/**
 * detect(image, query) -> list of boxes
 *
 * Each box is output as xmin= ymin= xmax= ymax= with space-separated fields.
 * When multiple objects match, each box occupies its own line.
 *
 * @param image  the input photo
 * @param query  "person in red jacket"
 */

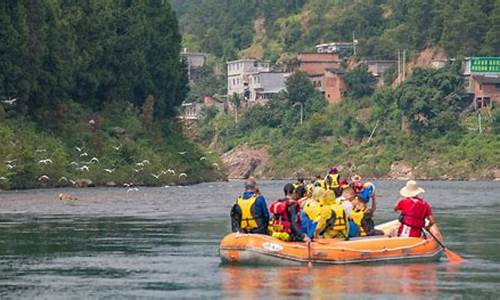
xmin=394 ymin=180 xmax=436 ymax=238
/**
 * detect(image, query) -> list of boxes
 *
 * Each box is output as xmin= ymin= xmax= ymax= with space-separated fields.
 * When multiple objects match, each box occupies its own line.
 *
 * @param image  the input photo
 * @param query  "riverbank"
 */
xmin=0 ymin=102 xmax=225 ymax=191
xmin=220 ymin=142 xmax=500 ymax=181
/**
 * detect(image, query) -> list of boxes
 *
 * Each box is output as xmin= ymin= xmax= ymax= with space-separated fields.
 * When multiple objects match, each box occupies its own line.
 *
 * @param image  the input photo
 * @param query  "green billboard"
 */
xmin=470 ymin=57 xmax=500 ymax=73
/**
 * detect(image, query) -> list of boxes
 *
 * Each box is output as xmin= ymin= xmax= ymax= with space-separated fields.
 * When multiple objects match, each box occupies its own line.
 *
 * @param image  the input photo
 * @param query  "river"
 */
xmin=0 ymin=180 xmax=499 ymax=299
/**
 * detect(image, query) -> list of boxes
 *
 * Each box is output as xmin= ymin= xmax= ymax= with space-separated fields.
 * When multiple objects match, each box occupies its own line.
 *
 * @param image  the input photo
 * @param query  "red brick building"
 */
xmin=290 ymin=53 xmax=346 ymax=104
xmin=464 ymin=57 xmax=500 ymax=108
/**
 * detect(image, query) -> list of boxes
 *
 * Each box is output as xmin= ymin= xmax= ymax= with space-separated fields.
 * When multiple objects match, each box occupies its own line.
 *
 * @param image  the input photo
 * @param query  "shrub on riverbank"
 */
xmin=0 ymin=102 xmax=224 ymax=190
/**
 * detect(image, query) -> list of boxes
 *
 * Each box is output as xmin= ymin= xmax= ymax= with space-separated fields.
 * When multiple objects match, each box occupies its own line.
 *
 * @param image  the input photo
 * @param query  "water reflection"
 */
xmin=222 ymin=263 xmax=438 ymax=299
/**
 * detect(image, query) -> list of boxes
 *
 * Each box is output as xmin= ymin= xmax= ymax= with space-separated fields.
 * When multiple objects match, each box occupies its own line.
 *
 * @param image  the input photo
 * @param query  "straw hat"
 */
xmin=400 ymin=180 xmax=425 ymax=197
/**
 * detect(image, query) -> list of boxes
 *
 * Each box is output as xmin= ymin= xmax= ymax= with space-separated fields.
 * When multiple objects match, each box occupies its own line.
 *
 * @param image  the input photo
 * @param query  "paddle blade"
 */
xmin=444 ymin=248 xmax=464 ymax=263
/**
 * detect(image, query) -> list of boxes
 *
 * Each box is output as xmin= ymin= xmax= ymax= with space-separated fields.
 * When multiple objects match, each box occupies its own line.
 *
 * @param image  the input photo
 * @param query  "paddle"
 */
xmin=424 ymin=228 xmax=463 ymax=263
xmin=307 ymin=241 xmax=312 ymax=267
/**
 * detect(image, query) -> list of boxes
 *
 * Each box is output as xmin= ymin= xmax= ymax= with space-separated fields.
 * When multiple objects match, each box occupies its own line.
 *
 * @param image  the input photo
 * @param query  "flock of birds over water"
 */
xmin=1 ymin=97 xmax=220 ymax=194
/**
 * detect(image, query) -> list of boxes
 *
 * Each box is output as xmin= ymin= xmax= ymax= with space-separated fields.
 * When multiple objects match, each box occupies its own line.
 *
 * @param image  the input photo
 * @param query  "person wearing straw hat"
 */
xmin=394 ymin=180 xmax=436 ymax=238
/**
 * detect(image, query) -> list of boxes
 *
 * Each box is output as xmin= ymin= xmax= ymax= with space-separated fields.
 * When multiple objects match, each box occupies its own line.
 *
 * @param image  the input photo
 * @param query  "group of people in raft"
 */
xmin=230 ymin=167 xmax=435 ymax=243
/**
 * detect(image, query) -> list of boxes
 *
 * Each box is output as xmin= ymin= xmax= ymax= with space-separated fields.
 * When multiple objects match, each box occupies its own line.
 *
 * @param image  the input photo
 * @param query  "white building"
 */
xmin=227 ymin=59 xmax=286 ymax=103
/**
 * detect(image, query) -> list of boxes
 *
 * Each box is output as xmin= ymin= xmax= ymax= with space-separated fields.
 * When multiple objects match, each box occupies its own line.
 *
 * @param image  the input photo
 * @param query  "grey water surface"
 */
xmin=0 ymin=180 xmax=499 ymax=299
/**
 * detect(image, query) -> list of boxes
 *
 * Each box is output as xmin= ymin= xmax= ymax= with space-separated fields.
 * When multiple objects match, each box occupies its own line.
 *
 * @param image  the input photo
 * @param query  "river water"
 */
xmin=0 ymin=180 xmax=499 ymax=299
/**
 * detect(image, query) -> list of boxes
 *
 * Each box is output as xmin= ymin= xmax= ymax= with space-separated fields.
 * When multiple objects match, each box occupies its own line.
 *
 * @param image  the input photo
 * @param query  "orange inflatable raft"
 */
xmin=220 ymin=220 xmax=444 ymax=265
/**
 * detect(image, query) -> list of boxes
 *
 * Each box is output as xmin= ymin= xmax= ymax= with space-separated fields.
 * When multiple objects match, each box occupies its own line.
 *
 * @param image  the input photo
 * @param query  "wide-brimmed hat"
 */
xmin=400 ymin=180 xmax=425 ymax=197
xmin=351 ymin=174 xmax=362 ymax=182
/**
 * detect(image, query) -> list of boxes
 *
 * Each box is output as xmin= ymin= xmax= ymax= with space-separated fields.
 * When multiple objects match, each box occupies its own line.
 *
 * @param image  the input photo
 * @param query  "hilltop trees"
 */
xmin=0 ymin=0 xmax=187 ymax=122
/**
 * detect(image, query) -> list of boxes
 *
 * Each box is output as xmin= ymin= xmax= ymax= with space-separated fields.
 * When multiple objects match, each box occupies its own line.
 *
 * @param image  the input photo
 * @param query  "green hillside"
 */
xmin=0 ymin=1 xmax=223 ymax=190
xmin=174 ymin=0 xmax=500 ymax=62
xmin=173 ymin=0 xmax=500 ymax=180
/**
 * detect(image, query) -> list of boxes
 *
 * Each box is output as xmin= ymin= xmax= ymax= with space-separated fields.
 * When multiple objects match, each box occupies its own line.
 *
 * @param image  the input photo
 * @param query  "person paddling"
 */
xmin=230 ymin=177 xmax=269 ymax=234
xmin=394 ymin=180 xmax=435 ymax=238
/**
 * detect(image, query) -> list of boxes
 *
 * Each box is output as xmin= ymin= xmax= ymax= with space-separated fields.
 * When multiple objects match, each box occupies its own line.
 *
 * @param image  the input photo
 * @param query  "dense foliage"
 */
xmin=174 ymin=0 xmax=500 ymax=61
xmin=0 ymin=0 xmax=187 ymax=119
xmin=194 ymin=63 xmax=499 ymax=179
xmin=0 ymin=1 xmax=224 ymax=189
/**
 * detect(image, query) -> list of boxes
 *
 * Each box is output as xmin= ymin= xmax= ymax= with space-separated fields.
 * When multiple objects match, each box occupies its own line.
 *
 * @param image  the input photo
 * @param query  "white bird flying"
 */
xmin=35 ymin=149 xmax=47 ymax=153
xmin=80 ymin=152 xmax=88 ymax=157
xmin=179 ymin=173 xmax=187 ymax=178
xmin=38 ymin=175 xmax=50 ymax=181
xmin=151 ymin=173 xmax=160 ymax=179
xmin=58 ymin=176 xmax=68 ymax=182
xmin=142 ymin=160 xmax=150 ymax=165
xmin=200 ymin=156 xmax=207 ymax=161
xmin=79 ymin=165 xmax=89 ymax=171
xmin=69 ymin=179 xmax=76 ymax=185
xmin=123 ymin=183 xmax=131 ymax=187
xmin=70 ymin=161 xmax=79 ymax=166
xmin=38 ymin=159 xmax=53 ymax=165
xmin=212 ymin=162 xmax=220 ymax=170
xmin=75 ymin=146 xmax=83 ymax=152
xmin=178 ymin=151 xmax=187 ymax=155
xmin=104 ymin=168 xmax=115 ymax=173
xmin=6 ymin=163 xmax=15 ymax=169
xmin=127 ymin=187 xmax=139 ymax=193
xmin=134 ymin=168 xmax=143 ymax=173
xmin=167 ymin=168 xmax=175 ymax=175
xmin=135 ymin=162 xmax=144 ymax=167
xmin=4 ymin=159 xmax=16 ymax=164
xmin=0 ymin=176 xmax=7 ymax=181
xmin=1 ymin=97 xmax=17 ymax=105
xmin=89 ymin=157 xmax=99 ymax=163
xmin=112 ymin=145 xmax=121 ymax=151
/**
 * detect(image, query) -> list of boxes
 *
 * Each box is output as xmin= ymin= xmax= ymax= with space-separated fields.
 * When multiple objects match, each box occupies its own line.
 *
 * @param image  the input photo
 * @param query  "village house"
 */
xmin=361 ymin=59 xmax=396 ymax=86
xmin=289 ymin=52 xmax=346 ymax=104
xmin=181 ymin=49 xmax=207 ymax=83
xmin=227 ymin=59 xmax=287 ymax=104
xmin=463 ymin=57 xmax=500 ymax=109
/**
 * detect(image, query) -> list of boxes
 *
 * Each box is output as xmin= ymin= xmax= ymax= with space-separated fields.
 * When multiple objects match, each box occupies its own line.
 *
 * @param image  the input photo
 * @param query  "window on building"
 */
xmin=484 ymin=97 xmax=491 ymax=107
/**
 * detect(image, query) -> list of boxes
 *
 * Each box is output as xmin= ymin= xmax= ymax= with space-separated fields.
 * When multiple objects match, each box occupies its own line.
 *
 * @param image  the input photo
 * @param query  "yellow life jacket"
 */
xmin=303 ymin=200 xmax=321 ymax=222
xmin=351 ymin=207 xmax=369 ymax=237
xmin=324 ymin=174 xmax=340 ymax=190
xmin=322 ymin=203 xmax=348 ymax=238
xmin=237 ymin=195 xmax=258 ymax=230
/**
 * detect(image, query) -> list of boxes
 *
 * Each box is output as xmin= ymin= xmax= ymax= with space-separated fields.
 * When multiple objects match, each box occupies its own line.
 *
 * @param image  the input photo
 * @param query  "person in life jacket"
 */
xmin=394 ymin=180 xmax=435 ymax=238
xmin=230 ymin=177 xmax=269 ymax=234
xmin=293 ymin=176 xmax=307 ymax=199
xmin=324 ymin=167 xmax=342 ymax=197
xmin=268 ymin=183 xmax=310 ymax=242
xmin=350 ymin=174 xmax=364 ymax=196
xmin=315 ymin=190 xmax=349 ymax=239
xmin=350 ymin=183 xmax=384 ymax=237
xmin=300 ymin=187 xmax=324 ymax=240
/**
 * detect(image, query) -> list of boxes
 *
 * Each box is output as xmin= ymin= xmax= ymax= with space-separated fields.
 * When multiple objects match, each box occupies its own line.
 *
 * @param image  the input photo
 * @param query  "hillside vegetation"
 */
xmin=0 ymin=1 xmax=223 ymax=190
xmin=194 ymin=64 xmax=499 ymax=180
xmin=174 ymin=0 xmax=500 ymax=62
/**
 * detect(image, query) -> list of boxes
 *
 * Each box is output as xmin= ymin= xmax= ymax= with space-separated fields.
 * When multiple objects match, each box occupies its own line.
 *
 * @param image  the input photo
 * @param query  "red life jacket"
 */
xmin=399 ymin=197 xmax=427 ymax=229
xmin=351 ymin=181 xmax=364 ymax=195
xmin=269 ymin=199 xmax=298 ymax=234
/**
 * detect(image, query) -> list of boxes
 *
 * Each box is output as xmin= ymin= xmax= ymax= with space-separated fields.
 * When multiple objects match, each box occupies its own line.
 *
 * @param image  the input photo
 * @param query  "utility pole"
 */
xmin=293 ymin=102 xmax=303 ymax=126
xmin=398 ymin=50 xmax=401 ymax=84
xmin=478 ymin=111 xmax=482 ymax=134
xmin=352 ymin=32 xmax=357 ymax=56
xmin=402 ymin=49 xmax=406 ymax=81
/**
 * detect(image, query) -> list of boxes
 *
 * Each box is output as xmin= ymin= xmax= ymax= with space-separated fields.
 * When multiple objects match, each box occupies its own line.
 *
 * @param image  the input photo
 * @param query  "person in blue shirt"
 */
xmin=230 ymin=177 xmax=269 ymax=234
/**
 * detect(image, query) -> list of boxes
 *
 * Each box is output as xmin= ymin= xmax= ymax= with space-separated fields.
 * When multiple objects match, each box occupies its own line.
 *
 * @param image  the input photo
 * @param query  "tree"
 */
xmin=482 ymin=0 xmax=500 ymax=54
xmin=286 ymin=71 xmax=315 ymax=105
xmin=344 ymin=64 xmax=376 ymax=98
xmin=395 ymin=64 xmax=470 ymax=134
